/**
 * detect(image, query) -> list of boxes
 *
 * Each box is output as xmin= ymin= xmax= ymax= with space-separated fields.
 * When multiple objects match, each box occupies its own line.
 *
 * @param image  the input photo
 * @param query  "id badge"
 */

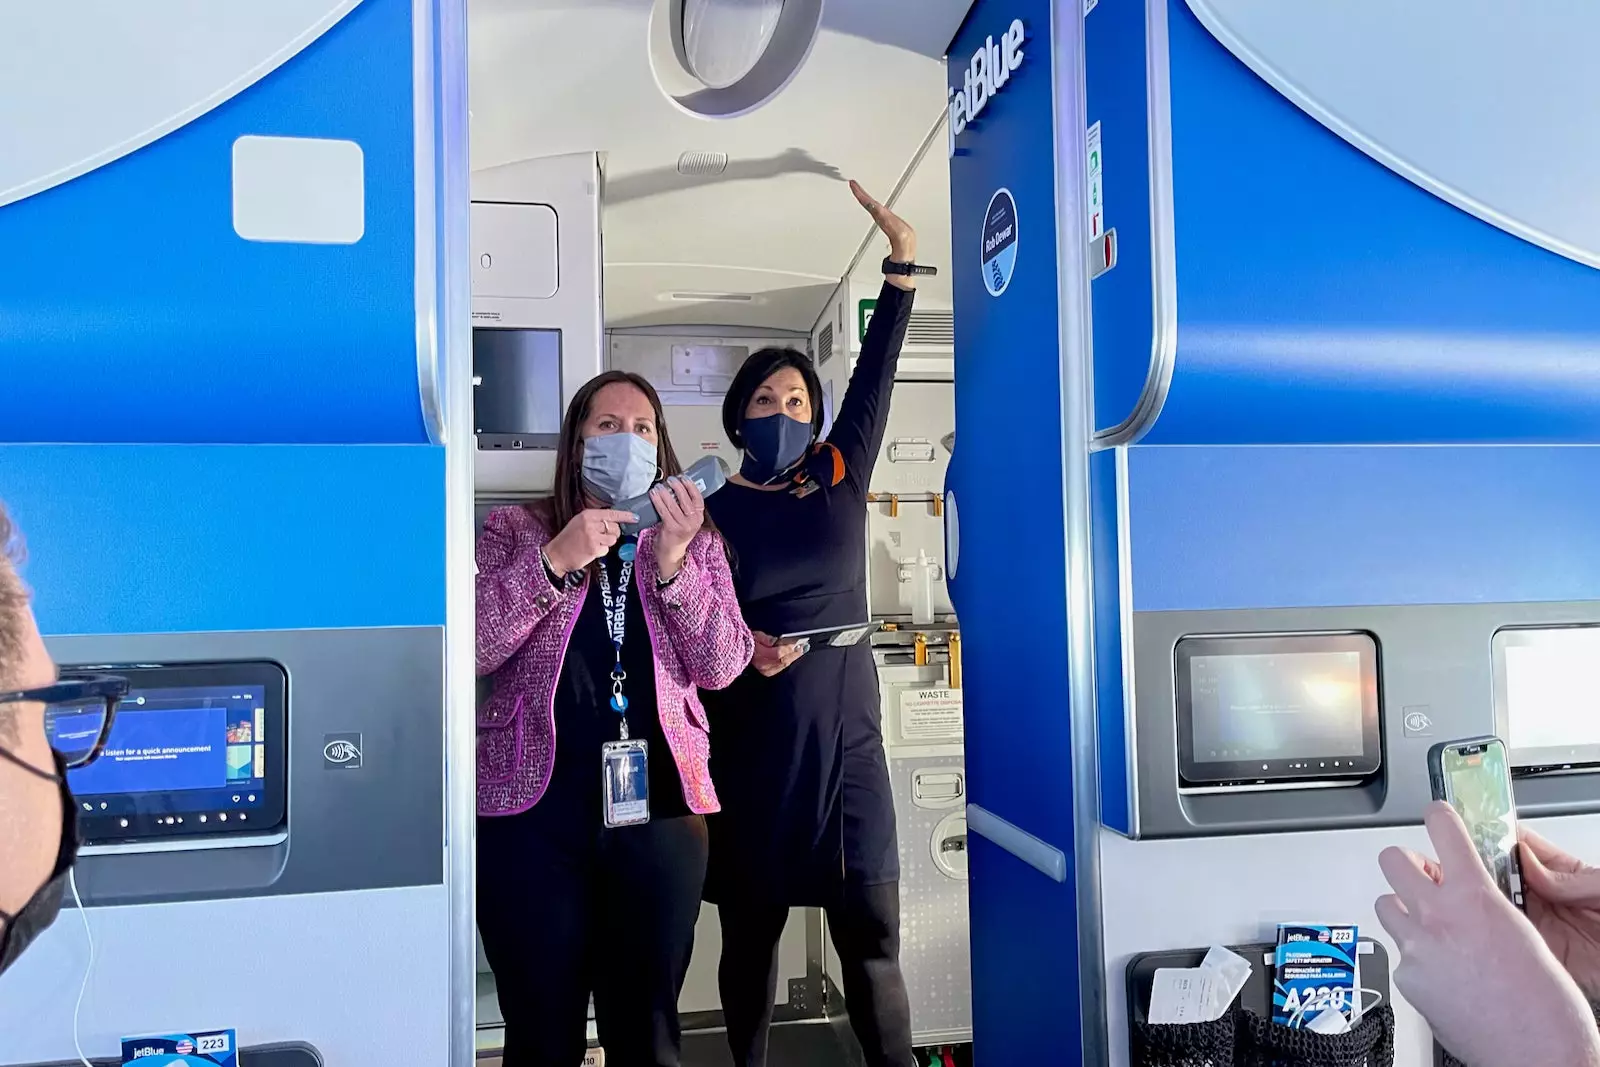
xmin=602 ymin=739 xmax=650 ymax=829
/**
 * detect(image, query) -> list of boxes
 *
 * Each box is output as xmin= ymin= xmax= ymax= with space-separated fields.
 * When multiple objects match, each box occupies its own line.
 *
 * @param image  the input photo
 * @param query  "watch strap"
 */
xmin=882 ymin=258 xmax=938 ymax=277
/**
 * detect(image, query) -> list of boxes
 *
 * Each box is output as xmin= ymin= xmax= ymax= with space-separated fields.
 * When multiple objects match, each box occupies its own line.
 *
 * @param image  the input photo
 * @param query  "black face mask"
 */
xmin=0 ymin=747 xmax=78 ymax=976
xmin=739 ymin=413 xmax=814 ymax=485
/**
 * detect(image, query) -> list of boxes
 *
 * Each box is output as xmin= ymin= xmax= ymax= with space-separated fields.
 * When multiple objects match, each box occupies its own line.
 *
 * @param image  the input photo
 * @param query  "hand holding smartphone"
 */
xmin=1428 ymin=736 xmax=1526 ymax=909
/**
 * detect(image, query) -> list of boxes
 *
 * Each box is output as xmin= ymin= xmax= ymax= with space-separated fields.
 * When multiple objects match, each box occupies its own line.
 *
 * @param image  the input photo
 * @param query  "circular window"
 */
xmin=650 ymin=0 xmax=823 ymax=119
xmin=679 ymin=0 xmax=787 ymax=90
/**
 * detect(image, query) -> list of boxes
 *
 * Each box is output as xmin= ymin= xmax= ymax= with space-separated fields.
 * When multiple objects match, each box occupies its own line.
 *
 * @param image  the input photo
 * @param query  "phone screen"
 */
xmin=1440 ymin=740 xmax=1525 ymax=908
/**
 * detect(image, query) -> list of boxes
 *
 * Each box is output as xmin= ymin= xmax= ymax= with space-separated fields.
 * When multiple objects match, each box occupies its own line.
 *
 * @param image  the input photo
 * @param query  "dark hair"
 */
xmin=530 ymin=371 xmax=716 ymax=544
xmin=721 ymin=347 xmax=824 ymax=449
xmin=0 ymin=503 xmax=28 ymax=695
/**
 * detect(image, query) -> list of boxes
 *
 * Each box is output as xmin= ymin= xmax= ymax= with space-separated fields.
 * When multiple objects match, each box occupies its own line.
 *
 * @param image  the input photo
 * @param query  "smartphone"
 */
xmin=1427 ymin=736 xmax=1526 ymax=909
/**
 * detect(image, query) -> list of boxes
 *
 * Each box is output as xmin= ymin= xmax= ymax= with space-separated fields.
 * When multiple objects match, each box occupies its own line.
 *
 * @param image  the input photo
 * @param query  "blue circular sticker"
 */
xmin=980 ymin=188 xmax=1019 ymax=297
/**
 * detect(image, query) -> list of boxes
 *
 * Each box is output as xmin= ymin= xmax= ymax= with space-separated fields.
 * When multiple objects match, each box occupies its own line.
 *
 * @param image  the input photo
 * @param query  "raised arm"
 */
xmin=825 ymin=181 xmax=919 ymax=495
xmin=475 ymin=506 xmax=569 ymax=676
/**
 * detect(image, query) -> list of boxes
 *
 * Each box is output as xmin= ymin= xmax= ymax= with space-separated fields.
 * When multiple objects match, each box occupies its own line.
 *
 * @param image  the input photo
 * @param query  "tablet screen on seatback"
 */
xmin=49 ymin=661 xmax=288 ymax=847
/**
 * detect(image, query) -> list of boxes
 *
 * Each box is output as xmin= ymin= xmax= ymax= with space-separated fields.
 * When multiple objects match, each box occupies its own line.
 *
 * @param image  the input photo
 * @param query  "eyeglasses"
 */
xmin=0 ymin=675 xmax=128 ymax=770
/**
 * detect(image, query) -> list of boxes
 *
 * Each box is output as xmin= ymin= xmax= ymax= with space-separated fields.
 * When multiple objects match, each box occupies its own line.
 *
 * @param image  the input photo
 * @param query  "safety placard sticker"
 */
xmin=1087 ymin=121 xmax=1104 ymax=240
xmin=899 ymin=688 xmax=964 ymax=743
xmin=122 ymin=1029 xmax=236 ymax=1067
xmin=980 ymin=188 xmax=1019 ymax=298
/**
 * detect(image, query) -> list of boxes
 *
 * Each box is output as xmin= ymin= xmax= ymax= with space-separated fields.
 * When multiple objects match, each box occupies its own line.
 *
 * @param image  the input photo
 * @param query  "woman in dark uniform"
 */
xmin=701 ymin=180 xmax=924 ymax=1067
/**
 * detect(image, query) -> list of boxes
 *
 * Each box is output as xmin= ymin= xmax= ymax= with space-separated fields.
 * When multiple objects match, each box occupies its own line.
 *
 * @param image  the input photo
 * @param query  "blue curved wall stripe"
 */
xmin=1083 ymin=0 xmax=1155 ymax=434
xmin=0 ymin=0 xmax=426 ymax=445
xmin=0 ymin=445 xmax=444 ymax=635
xmin=1087 ymin=0 xmax=1600 ymax=447
xmin=1127 ymin=445 xmax=1600 ymax=613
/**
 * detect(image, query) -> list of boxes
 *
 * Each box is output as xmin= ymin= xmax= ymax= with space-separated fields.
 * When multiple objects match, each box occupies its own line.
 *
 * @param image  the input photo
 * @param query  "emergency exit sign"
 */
xmin=858 ymin=298 xmax=877 ymax=342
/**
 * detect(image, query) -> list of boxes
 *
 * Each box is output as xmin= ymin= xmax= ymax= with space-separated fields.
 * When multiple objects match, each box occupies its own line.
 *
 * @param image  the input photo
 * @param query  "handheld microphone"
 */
xmin=617 ymin=455 xmax=730 ymax=537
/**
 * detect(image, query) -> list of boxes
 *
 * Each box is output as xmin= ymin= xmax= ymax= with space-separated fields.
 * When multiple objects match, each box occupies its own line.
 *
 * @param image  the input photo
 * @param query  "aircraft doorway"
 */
xmin=465 ymin=2 xmax=971 ymax=1065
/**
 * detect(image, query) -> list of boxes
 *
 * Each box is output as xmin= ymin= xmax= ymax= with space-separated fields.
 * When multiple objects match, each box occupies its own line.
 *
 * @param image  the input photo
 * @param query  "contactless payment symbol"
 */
xmin=323 ymin=733 xmax=363 ymax=770
xmin=980 ymin=188 xmax=1018 ymax=297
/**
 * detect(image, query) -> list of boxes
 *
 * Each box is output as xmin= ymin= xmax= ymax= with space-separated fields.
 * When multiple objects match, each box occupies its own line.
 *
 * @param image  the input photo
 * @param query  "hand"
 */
xmin=1520 ymin=827 xmax=1600 ymax=997
xmin=1376 ymin=803 xmax=1600 ymax=1067
xmin=651 ymin=475 xmax=705 ymax=580
xmin=851 ymin=180 xmax=918 ymax=284
xmin=543 ymin=508 xmax=638 ymax=576
xmin=750 ymin=631 xmax=805 ymax=678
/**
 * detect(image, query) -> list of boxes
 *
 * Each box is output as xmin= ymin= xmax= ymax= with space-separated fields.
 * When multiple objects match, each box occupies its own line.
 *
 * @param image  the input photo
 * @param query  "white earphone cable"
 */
xmin=68 ymin=867 xmax=95 ymax=1067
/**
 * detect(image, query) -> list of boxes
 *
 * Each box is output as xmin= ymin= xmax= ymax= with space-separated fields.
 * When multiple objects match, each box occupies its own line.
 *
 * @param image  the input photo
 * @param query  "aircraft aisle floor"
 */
xmin=476 ymin=1021 xmax=868 ymax=1067
xmin=478 ymin=971 xmax=874 ymax=1067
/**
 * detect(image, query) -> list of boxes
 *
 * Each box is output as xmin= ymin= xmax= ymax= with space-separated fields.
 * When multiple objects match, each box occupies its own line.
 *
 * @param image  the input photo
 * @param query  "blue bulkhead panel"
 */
xmin=1087 ymin=0 xmax=1600 ymax=446
xmin=0 ymin=444 xmax=445 ymax=635
xmin=0 ymin=0 xmax=429 ymax=445
xmin=945 ymin=0 xmax=1089 ymax=1056
xmin=0 ymin=0 xmax=443 ymax=644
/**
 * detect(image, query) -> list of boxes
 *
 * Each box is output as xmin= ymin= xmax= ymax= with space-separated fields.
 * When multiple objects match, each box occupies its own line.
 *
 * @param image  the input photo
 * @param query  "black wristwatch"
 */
xmin=882 ymin=258 xmax=938 ymax=277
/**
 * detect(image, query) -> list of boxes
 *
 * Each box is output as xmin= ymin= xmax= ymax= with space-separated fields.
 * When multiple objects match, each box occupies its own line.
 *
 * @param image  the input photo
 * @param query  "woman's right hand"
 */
xmin=751 ymin=632 xmax=805 ymax=677
xmin=1521 ymin=827 xmax=1600 ymax=997
xmin=543 ymin=508 xmax=638 ymax=577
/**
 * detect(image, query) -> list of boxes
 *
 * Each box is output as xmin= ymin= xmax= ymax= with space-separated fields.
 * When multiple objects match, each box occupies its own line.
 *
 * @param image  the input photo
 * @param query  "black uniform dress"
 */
xmin=478 ymin=547 xmax=705 ymax=1067
xmin=701 ymin=280 xmax=915 ymax=1067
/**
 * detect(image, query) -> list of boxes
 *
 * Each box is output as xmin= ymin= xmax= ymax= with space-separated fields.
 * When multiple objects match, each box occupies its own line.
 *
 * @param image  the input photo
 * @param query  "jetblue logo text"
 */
xmin=947 ymin=19 xmax=1026 ymax=158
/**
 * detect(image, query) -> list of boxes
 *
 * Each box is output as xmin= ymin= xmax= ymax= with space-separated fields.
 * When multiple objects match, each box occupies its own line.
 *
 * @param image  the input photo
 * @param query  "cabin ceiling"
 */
xmin=467 ymin=0 xmax=967 ymax=332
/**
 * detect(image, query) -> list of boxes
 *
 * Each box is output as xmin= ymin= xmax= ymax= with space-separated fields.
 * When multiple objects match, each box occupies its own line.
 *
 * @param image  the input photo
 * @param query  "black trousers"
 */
xmin=478 ymin=811 xmax=709 ymax=1067
xmin=718 ymin=881 xmax=914 ymax=1067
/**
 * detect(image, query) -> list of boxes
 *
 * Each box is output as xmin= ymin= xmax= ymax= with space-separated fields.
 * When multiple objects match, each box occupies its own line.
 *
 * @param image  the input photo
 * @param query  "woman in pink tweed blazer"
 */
xmin=475 ymin=370 xmax=752 ymax=1067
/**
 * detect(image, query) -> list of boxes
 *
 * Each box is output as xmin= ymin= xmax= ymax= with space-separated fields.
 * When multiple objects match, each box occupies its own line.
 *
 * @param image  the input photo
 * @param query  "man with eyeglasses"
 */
xmin=0 ymin=503 xmax=126 ymax=976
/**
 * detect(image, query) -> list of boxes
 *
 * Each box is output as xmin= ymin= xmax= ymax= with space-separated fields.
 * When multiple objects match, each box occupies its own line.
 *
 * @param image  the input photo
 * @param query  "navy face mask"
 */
xmin=0 ymin=748 xmax=77 ymax=977
xmin=740 ymin=414 xmax=814 ymax=484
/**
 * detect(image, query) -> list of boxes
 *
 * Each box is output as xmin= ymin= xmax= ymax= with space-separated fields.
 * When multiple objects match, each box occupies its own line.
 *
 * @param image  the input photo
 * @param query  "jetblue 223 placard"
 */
xmin=122 ymin=1029 xmax=237 ymax=1067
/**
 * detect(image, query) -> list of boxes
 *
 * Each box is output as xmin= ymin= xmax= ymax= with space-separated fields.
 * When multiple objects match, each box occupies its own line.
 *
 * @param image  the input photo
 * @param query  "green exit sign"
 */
xmin=858 ymin=298 xmax=877 ymax=343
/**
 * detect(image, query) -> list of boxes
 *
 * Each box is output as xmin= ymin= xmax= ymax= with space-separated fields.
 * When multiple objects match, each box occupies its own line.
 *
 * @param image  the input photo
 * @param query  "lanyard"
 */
xmin=595 ymin=555 xmax=635 ymax=740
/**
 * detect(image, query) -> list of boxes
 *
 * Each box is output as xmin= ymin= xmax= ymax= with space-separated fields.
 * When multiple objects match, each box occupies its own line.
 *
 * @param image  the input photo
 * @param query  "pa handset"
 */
xmin=616 ymin=455 xmax=730 ymax=538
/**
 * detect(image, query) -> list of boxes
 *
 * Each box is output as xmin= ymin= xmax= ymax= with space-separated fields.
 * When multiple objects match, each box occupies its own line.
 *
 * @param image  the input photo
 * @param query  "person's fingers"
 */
xmin=1522 ymin=838 xmax=1600 ymax=905
xmin=1374 ymin=893 xmax=1419 ymax=950
xmin=1399 ymin=847 xmax=1443 ymax=885
xmin=676 ymin=476 xmax=705 ymax=510
xmin=1424 ymin=801 xmax=1489 ymax=883
xmin=850 ymin=179 xmax=876 ymax=211
xmin=651 ymin=485 xmax=683 ymax=527
xmin=1380 ymin=845 xmax=1441 ymax=908
xmin=752 ymin=631 xmax=778 ymax=648
xmin=664 ymin=478 xmax=696 ymax=521
xmin=595 ymin=509 xmax=640 ymax=525
xmin=1521 ymin=827 xmax=1586 ymax=876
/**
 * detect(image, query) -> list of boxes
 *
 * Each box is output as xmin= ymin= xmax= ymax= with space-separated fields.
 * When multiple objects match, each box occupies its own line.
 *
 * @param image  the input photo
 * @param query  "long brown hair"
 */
xmin=530 ymin=371 xmax=717 ymax=542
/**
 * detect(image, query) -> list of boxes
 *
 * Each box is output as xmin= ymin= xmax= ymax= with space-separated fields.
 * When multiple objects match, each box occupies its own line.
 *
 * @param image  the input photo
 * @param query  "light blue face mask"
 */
xmin=582 ymin=432 xmax=658 ymax=505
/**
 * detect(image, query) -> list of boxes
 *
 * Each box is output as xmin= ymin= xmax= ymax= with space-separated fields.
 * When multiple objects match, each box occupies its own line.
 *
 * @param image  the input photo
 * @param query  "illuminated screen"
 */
xmin=473 ymin=327 xmax=562 ymax=442
xmin=1189 ymin=652 xmax=1366 ymax=762
xmin=1441 ymin=741 xmax=1523 ymax=904
xmin=1498 ymin=627 xmax=1600 ymax=766
xmin=45 ymin=663 xmax=286 ymax=845
xmin=1175 ymin=633 xmax=1381 ymax=786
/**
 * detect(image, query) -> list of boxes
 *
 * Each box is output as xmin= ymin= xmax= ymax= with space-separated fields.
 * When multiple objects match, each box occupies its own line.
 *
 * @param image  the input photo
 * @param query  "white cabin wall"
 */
xmin=472 ymin=151 xmax=604 ymax=495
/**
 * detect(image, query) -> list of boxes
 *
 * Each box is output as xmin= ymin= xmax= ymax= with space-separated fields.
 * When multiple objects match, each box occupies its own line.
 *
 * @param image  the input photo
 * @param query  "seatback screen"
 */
xmin=49 ymin=662 xmax=287 ymax=846
xmin=1175 ymin=633 xmax=1383 ymax=788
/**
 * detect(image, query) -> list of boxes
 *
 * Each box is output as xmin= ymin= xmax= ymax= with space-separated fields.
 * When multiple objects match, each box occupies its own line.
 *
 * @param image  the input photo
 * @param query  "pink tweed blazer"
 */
xmin=475 ymin=505 xmax=753 ymax=817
